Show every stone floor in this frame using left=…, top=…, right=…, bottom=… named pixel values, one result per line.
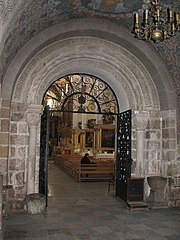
left=4, top=161, right=180, bottom=240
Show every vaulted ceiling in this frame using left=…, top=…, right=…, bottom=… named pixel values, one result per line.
left=0, top=0, right=179, bottom=108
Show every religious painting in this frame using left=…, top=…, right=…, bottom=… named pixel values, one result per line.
left=101, top=129, right=115, bottom=148
left=85, top=131, right=94, bottom=147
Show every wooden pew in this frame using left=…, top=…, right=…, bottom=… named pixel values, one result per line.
left=53, top=154, right=81, bottom=179
left=53, top=154, right=115, bottom=182
left=77, top=162, right=115, bottom=181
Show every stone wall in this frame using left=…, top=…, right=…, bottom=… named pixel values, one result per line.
left=0, top=98, right=10, bottom=185
left=132, top=109, right=180, bottom=206
left=8, top=102, right=28, bottom=210
left=162, top=110, right=179, bottom=176
left=132, top=110, right=178, bottom=175
left=164, top=111, right=180, bottom=207
left=0, top=100, right=42, bottom=211
left=145, top=111, right=162, bottom=176
left=167, top=177, right=180, bottom=207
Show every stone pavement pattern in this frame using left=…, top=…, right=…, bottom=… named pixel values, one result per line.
left=4, top=162, right=180, bottom=240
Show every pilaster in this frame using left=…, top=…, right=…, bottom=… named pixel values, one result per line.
left=133, top=111, right=149, bottom=177
left=0, top=98, right=10, bottom=185
left=26, top=104, right=43, bottom=194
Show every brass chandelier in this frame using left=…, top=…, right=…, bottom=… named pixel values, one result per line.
left=132, top=0, right=180, bottom=43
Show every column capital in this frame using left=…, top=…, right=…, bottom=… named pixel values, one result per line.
left=26, top=104, right=43, bottom=126
left=133, top=111, right=149, bottom=130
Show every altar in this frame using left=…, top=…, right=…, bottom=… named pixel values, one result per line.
left=72, top=124, right=115, bottom=158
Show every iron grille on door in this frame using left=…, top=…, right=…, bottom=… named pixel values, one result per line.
left=39, top=106, right=50, bottom=207
left=116, top=109, right=132, bottom=201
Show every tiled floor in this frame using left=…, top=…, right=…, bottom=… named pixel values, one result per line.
left=4, top=161, right=180, bottom=240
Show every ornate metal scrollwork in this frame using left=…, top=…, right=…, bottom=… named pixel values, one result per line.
left=44, top=74, right=118, bottom=114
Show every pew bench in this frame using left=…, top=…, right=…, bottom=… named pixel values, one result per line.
left=77, top=163, right=114, bottom=182
left=53, top=154, right=81, bottom=179
left=53, top=154, right=115, bottom=182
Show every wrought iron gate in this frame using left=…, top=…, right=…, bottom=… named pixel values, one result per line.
left=116, top=109, right=132, bottom=201
left=39, top=106, right=50, bottom=206
left=39, top=73, right=134, bottom=207
left=39, top=107, right=131, bottom=204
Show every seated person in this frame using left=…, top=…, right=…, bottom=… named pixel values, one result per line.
left=81, top=153, right=96, bottom=164
left=81, top=153, right=96, bottom=177
left=81, top=153, right=91, bottom=164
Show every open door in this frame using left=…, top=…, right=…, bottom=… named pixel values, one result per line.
left=39, top=106, right=50, bottom=207
left=116, top=109, right=132, bottom=201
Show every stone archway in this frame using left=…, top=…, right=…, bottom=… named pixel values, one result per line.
left=2, top=19, right=177, bottom=209
left=12, top=36, right=160, bottom=111
left=3, top=19, right=176, bottom=110
left=11, top=36, right=160, bottom=201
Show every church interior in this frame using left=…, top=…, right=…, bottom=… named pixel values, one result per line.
left=0, top=0, right=180, bottom=239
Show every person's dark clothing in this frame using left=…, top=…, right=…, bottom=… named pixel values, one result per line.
left=81, top=155, right=91, bottom=164
left=81, top=154, right=91, bottom=177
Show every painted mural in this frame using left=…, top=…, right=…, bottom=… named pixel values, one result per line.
left=80, top=0, right=142, bottom=13
left=73, top=0, right=180, bottom=15
left=82, top=0, right=126, bottom=13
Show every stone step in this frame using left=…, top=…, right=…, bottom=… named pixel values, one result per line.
left=127, top=201, right=148, bottom=211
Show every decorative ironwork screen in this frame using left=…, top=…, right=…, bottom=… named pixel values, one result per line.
left=116, top=109, right=132, bottom=201
left=44, top=74, right=118, bottom=114
left=39, top=106, right=50, bottom=206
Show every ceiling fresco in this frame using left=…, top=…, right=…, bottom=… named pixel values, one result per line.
left=75, top=0, right=142, bottom=14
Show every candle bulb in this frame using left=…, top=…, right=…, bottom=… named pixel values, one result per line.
left=169, top=8, right=173, bottom=22
left=65, top=84, right=68, bottom=93
left=135, top=13, right=139, bottom=24
left=169, top=9, right=172, bottom=18
left=144, top=9, right=148, bottom=24
left=157, top=8, right=160, bottom=18
left=176, top=12, right=179, bottom=24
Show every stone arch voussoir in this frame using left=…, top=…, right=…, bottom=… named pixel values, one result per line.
left=12, top=37, right=160, bottom=112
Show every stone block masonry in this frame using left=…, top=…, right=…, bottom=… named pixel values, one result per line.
left=167, top=176, right=180, bottom=207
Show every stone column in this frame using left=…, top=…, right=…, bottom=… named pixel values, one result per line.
left=134, top=111, right=149, bottom=177
left=26, top=104, right=42, bottom=194
left=134, top=111, right=149, bottom=199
